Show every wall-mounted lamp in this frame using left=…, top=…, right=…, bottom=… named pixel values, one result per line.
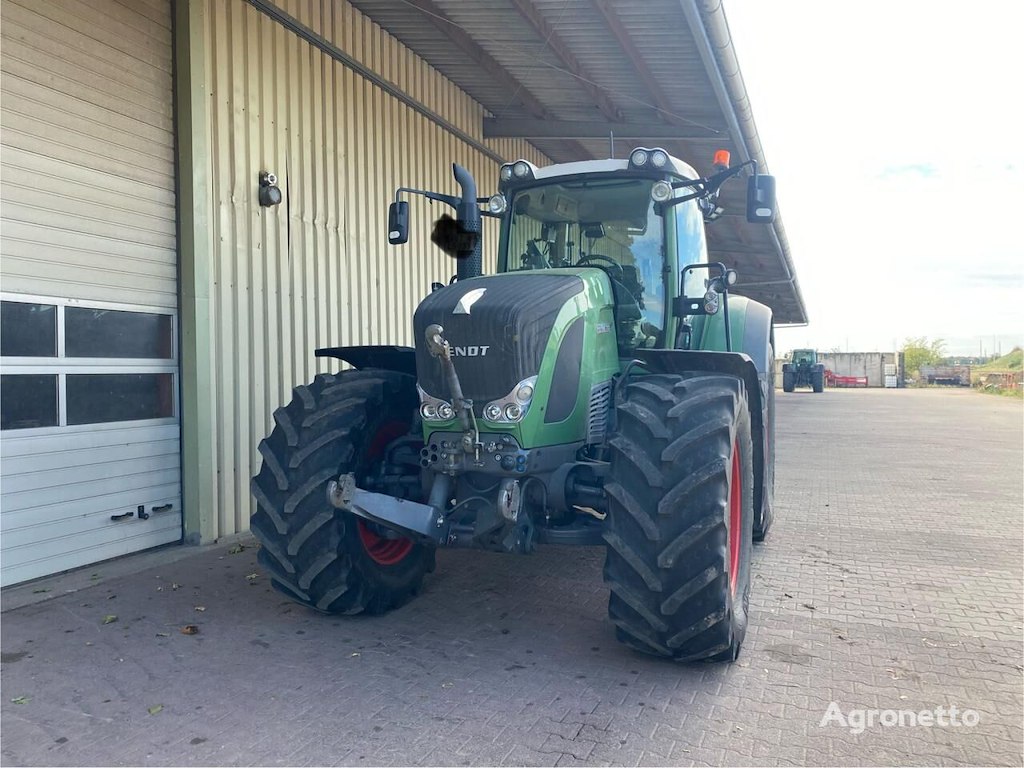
left=259, top=171, right=282, bottom=207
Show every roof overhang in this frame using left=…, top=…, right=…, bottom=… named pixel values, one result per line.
left=343, top=0, right=808, bottom=324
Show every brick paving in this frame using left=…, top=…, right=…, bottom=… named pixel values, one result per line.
left=1, top=388, right=1022, bottom=766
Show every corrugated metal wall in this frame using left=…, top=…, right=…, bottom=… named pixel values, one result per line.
left=202, top=0, right=549, bottom=538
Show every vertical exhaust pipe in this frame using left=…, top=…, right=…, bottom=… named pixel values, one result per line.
left=452, top=163, right=482, bottom=280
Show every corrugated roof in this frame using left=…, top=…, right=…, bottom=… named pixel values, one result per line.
left=346, top=0, right=807, bottom=323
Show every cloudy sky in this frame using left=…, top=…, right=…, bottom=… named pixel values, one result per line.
left=725, top=1, right=1023, bottom=356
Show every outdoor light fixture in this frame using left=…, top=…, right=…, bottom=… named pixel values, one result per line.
left=258, top=171, right=282, bottom=207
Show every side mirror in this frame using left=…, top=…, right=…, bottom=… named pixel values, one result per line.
left=746, top=174, right=776, bottom=224
left=388, top=201, right=409, bottom=245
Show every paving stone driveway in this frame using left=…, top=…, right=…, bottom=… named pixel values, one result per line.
left=1, top=388, right=1022, bottom=766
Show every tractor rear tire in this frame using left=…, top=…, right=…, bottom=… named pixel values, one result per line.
left=782, top=368, right=795, bottom=393
left=602, top=374, right=754, bottom=662
left=812, top=366, right=825, bottom=393
left=250, top=370, right=432, bottom=615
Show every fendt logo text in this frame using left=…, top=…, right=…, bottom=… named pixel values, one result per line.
left=451, top=345, right=490, bottom=357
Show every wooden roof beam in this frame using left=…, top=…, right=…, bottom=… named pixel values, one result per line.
left=483, top=117, right=719, bottom=139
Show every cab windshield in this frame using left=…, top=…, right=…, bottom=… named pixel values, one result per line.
left=501, top=178, right=666, bottom=334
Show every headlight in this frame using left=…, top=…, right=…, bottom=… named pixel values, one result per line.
left=504, top=403, right=523, bottom=421
left=437, top=403, right=454, bottom=420
left=651, top=180, right=673, bottom=203
left=500, top=165, right=513, bottom=182
left=488, top=194, right=507, bottom=214
left=420, top=403, right=438, bottom=420
left=484, top=403, right=503, bottom=421
left=629, top=148, right=649, bottom=167
left=650, top=149, right=669, bottom=168
left=516, top=384, right=534, bottom=402
left=512, top=160, right=531, bottom=178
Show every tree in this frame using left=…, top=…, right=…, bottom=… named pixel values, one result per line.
left=901, top=337, right=946, bottom=379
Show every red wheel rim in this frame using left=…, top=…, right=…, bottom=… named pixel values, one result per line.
left=357, top=522, right=414, bottom=565
left=355, top=420, right=415, bottom=566
left=728, top=439, right=742, bottom=596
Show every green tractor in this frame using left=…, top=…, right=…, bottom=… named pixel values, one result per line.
left=782, top=348, right=825, bottom=393
left=251, top=147, right=781, bottom=662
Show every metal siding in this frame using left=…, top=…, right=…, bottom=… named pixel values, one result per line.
left=202, top=0, right=547, bottom=538
left=0, top=0, right=180, bottom=586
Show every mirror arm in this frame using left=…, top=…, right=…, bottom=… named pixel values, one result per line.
left=657, top=159, right=760, bottom=214
left=395, top=186, right=460, bottom=208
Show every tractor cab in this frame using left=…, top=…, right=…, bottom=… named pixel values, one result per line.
left=791, top=349, right=818, bottom=366
left=488, top=150, right=774, bottom=355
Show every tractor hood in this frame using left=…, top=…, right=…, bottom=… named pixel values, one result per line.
left=413, top=272, right=585, bottom=407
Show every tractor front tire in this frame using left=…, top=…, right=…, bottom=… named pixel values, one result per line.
left=602, top=374, right=754, bottom=662
left=250, top=370, right=431, bottom=615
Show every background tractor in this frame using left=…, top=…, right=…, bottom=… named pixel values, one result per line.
left=782, top=348, right=825, bottom=393
left=251, top=147, right=780, bottom=662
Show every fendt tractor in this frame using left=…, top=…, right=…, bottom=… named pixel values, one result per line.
left=782, top=348, right=825, bottom=393
left=251, top=147, right=781, bottom=662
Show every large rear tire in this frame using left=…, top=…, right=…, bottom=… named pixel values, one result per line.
left=782, top=367, right=795, bottom=393
left=812, top=366, right=825, bottom=393
left=250, top=370, right=431, bottom=615
left=602, top=374, right=754, bottom=662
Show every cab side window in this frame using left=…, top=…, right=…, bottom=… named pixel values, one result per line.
left=675, top=199, right=708, bottom=299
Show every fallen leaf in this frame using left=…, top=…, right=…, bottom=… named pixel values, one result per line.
left=102, top=615, right=118, bottom=625
left=107, top=594, right=116, bottom=600
left=90, top=574, right=100, bottom=581
left=194, top=606, right=206, bottom=612
left=801, top=603, right=816, bottom=611
left=245, top=573, right=258, bottom=582
left=156, top=632, right=170, bottom=638
left=180, top=625, right=199, bottom=635
left=11, top=696, right=29, bottom=705
left=350, top=652, right=360, bottom=657
left=228, top=544, right=245, bottom=555
left=148, top=704, right=163, bottom=716
left=85, top=642, right=93, bottom=647
left=441, top=682, right=454, bottom=689
left=32, top=588, right=51, bottom=594
left=171, top=583, right=181, bottom=591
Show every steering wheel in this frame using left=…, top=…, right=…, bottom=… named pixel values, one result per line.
left=577, top=254, right=623, bottom=277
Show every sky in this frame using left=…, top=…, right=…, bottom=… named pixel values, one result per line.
left=724, top=1, right=1024, bottom=357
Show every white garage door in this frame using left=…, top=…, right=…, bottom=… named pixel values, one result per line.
left=0, top=0, right=180, bottom=586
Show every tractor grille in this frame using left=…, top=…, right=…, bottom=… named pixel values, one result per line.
left=413, top=273, right=583, bottom=407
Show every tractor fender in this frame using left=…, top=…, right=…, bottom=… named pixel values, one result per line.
left=314, top=344, right=417, bottom=376
left=732, top=298, right=777, bottom=538
left=735, top=298, right=775, bottom=379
